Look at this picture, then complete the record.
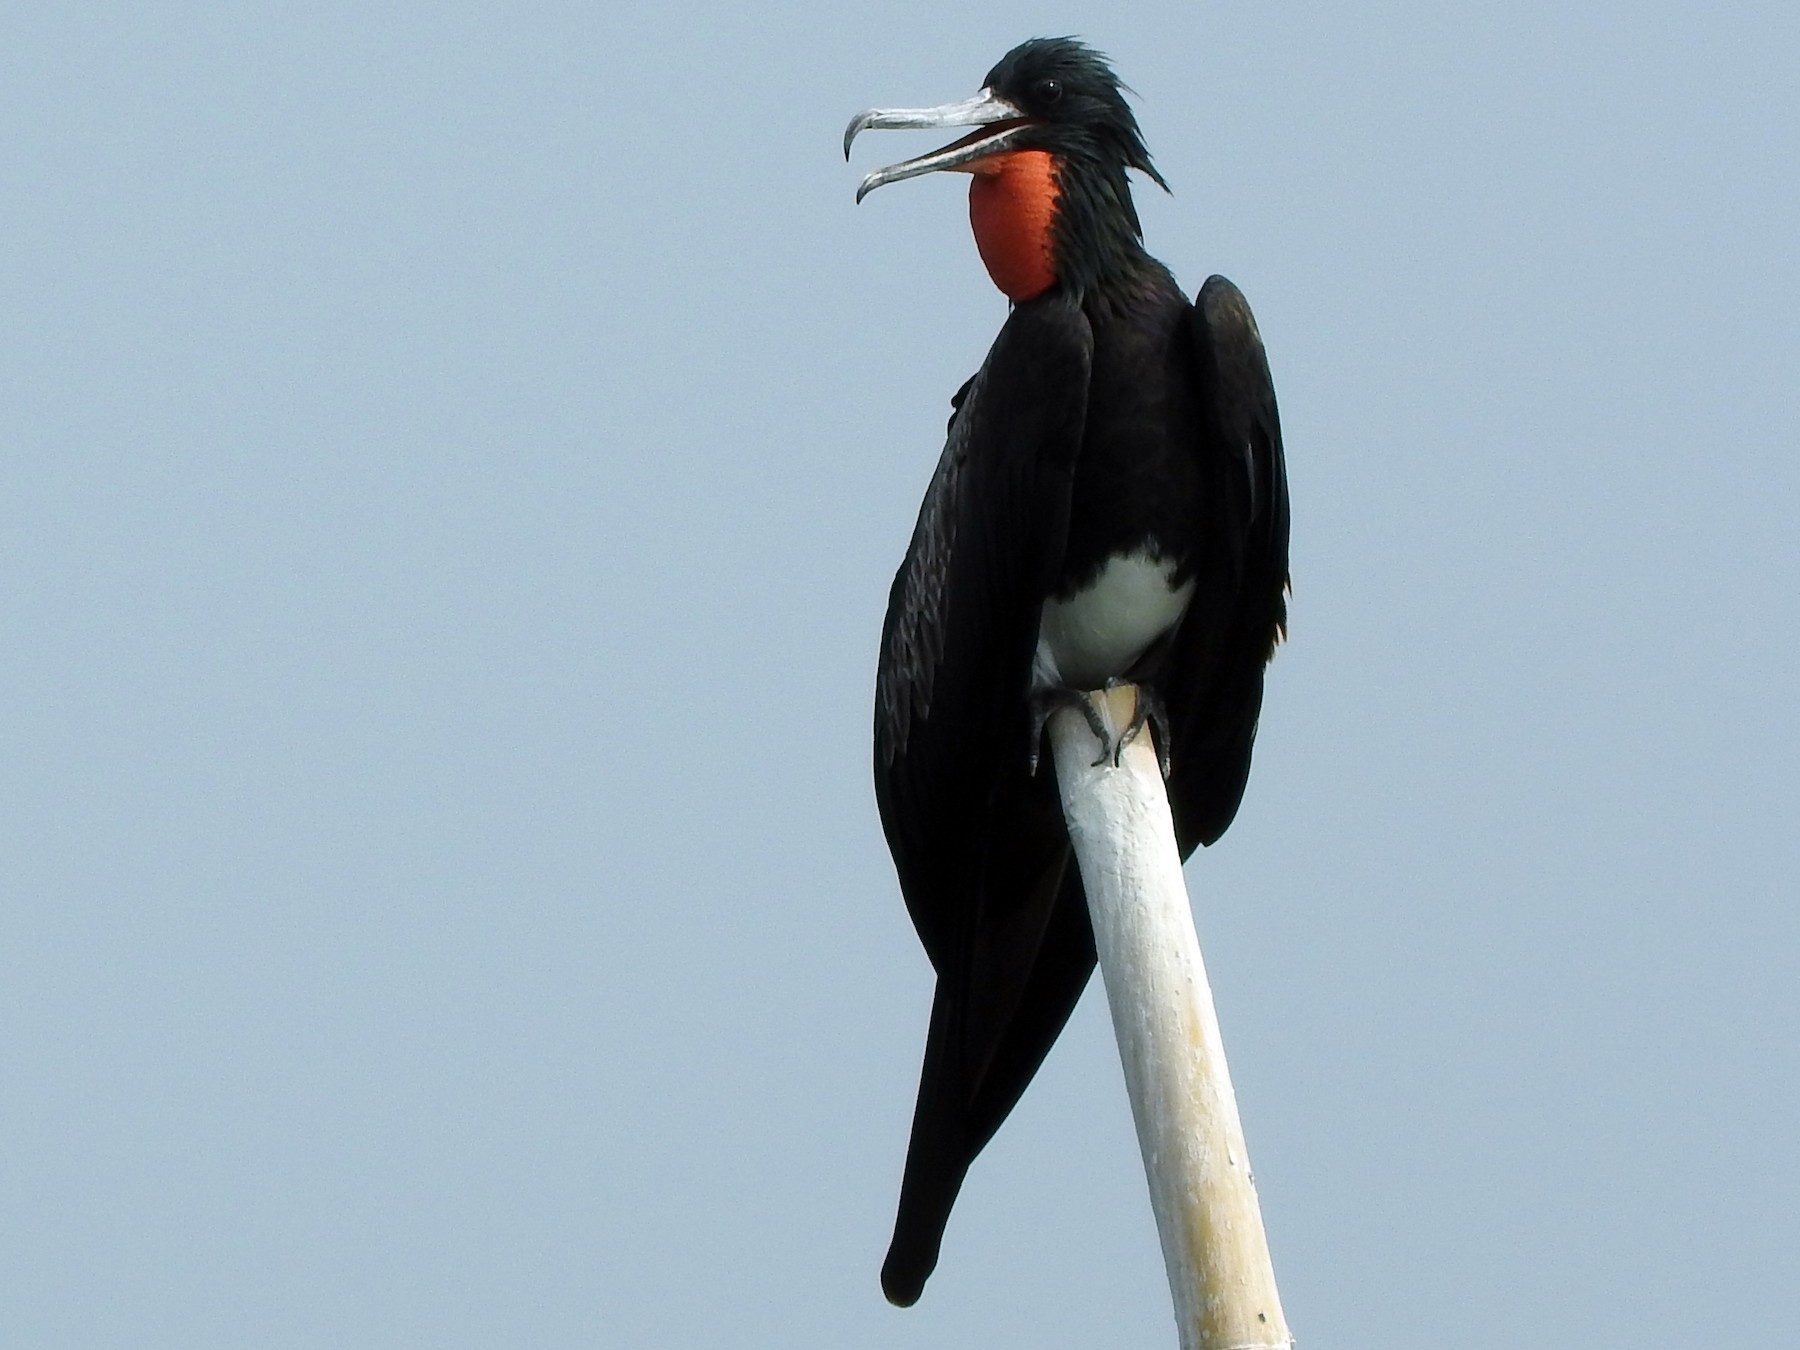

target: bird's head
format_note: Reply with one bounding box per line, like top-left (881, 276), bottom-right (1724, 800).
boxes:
top-left (845, 38), bottom-right (1168, 302)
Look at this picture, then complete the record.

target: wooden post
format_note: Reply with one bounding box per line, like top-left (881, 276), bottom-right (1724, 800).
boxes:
top-left (1048, 686), bottom-right (1292, 1350)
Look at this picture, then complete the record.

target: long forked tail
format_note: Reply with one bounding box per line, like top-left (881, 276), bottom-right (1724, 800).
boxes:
top-left (881, 866), bottom-right (1096, 1306)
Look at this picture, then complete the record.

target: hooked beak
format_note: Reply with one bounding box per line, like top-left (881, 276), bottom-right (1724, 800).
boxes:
top-left (844, 89), bottom-right (1034, 203)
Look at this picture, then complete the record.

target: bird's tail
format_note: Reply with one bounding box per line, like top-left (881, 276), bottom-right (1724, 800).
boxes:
top-left (881, 991), bottom-right (969, 1306)
top-left (881, 860), bottom-right (1096, 1306)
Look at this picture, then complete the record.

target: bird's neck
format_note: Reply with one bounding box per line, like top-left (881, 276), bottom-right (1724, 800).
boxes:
top-left (968, 152), bottom-right (1154, 306)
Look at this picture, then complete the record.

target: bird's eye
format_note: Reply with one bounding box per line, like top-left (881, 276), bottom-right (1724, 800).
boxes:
top-left (1035, 78), bottom-right (1063, 105)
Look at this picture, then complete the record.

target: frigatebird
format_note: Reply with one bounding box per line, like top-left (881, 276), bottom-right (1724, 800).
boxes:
top-left (846, 37), bottom-right (1289, 1307)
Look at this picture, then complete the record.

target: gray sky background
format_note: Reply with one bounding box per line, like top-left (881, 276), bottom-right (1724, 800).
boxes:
top-left (4, 3), bottom-right (1796, 1346)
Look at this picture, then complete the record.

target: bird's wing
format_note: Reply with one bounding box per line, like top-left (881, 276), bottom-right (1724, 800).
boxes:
top-left (1164, 275), bottom-right (1291, 854)
top-left (874, 297), bottom-right (1093, 968)
top-left (873, 297), bottom-right (1095, 1306)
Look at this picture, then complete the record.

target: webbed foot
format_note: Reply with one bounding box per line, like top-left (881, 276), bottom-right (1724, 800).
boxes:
top-left (1027, 687), bottom-right (1114, 775)
top-left (1104, 678), bottom-right (1173, 778)
top-left (1027, 683), bottom-right (1172, 775)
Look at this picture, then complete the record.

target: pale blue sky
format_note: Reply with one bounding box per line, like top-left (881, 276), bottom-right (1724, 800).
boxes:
top-left (4, 4), bottom-right (1796, 1346)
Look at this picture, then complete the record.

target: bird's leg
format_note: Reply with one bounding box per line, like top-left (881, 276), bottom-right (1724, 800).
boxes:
top-left (1027, 687), bottom-right (1114, 775)
top-left (1105, 678), bottom-right (1173, 778)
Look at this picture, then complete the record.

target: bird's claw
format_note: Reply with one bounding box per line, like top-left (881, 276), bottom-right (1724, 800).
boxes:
top-left (1105, 678), bottom-right (1173, 778)
top-left (1027, 688), bottom-right (1114, 775)
top-left (1027, 683), bottom-right (1172, 777)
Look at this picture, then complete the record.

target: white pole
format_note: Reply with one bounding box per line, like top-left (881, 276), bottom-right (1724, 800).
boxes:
top-left (1048, 685), bottom-right (1292, 1350)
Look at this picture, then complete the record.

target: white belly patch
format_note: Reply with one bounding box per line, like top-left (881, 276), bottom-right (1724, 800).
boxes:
top-left (1033, 550), bottom-right (1193, 691)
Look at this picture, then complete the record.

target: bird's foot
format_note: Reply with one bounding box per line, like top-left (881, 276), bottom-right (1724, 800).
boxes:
top-left (1026, 683), bottom-right (1171, 776)
top-left (1103, 678), bottom-right (1173, 778)
top-left (1026, 687), bottom-right (1114, 776)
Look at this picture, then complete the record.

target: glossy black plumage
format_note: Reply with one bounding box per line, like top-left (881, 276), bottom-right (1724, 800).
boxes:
top-left (855, 38), bottom-right (1289, 1307)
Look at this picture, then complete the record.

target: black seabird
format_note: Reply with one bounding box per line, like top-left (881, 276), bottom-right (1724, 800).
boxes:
top-left (846, 37), bottom-right (1290, 1307)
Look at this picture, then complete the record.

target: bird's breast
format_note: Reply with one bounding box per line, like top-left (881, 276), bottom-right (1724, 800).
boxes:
top-left (1032, 549), bottom-right (1193, 692)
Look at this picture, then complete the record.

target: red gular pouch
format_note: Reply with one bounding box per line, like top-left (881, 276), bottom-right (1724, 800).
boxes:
top-left (966, 149), bottom-right (1059, 302)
